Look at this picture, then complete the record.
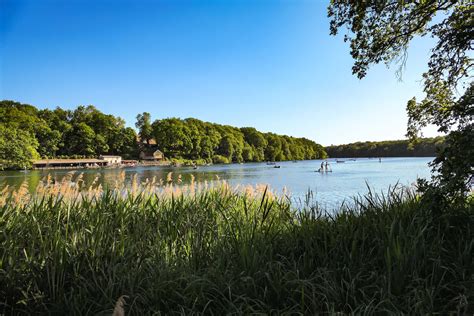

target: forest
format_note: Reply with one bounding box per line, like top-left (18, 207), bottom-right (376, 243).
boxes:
top-left (146, 117), bottom-right (326, 163)
top-left (325, 137), bottom-right (445, 158)
top-left (0, 100), bottom-right (327, 169)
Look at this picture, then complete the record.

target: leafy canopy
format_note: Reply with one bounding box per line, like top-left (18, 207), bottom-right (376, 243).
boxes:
top-left (149, 117), bottom-right (326, 163)
top-left (0, 124), bottom-right (40, 170)
top-left (0, 101), bottom-right (139, 166)
top-left (328, 0), bottom-right (473, 199)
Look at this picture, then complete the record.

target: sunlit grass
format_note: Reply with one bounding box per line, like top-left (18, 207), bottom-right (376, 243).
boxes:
top-left (0, 175), bottom-right (472, 314)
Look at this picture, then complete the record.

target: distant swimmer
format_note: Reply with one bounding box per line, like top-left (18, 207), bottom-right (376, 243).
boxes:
top-left (379, 157), bottom-right (382, 163)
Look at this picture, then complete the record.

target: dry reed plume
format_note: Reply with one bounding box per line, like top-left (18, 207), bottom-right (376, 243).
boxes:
top-left (0, 171), bottom-right (284, 207)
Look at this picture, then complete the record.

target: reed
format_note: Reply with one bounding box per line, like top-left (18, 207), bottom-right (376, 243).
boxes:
top-left (0, 176), bottom-right (472, 315)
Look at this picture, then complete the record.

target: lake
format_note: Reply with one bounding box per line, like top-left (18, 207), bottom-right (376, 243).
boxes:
top-left (0, 157), bottom-right (433, 208)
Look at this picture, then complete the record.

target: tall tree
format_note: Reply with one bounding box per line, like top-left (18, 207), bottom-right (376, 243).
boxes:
top-left (135, 112), bottom-right (153, 145)
top-left (35, 125), bottom-right (61, 158)
top-left (116, 127), bottom-right (139, 159)
top-left (67, 123), bottom-right (96, 156)
top-left (265, 134), bottom-right (282, 162)
top-left (199, 136), bottom-right (214, 160)
top-left (217, 134), bottom-right (235, 161)
top-left (152, 118), bottom-right (192, 158)
top-left (328, 0), bottom-right (473, 200)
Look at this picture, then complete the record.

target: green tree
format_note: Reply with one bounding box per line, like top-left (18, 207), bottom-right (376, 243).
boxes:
top-left (242, 145), bottom-right (254, 161)
top-left (116, 127), bottom-right (139, 159)
top-left (265, 134), bottom-right (282, 161)
top-left (136, 112), bottom-right (153, 145)
top-left (67, 123), bottom-right (96, 156)
top-left (185, 119), bottom-right (203, 159)
top-left (0, 125), bottom-right (40, 169)
top-left (35, 125), bottom-right (61, 158)
top-left (0, 100), bottom-right (39, 132)
top-left (241, 127), bottom-right (267, 149)
top-left (199, 136), bottom-right (214, 160)
top-left (328, 0), bottom-right (473, 199)
top-left (217, 134), bottom-right (235, 161)
top-left (152, 118), bottom-right (192, 158)
top-left (94, 134), bottom-right (109, 154)
top-left (38, 108), bottom-right (72, 155)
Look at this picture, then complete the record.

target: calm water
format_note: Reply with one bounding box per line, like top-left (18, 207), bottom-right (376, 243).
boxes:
top-left (0, 157), bottom-right (433, 208)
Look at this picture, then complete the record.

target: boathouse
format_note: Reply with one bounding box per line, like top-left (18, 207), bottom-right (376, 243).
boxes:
top-left (99, 155), bottom-right (122, 164)
top-left (139, 149), bottom-right (164, 161)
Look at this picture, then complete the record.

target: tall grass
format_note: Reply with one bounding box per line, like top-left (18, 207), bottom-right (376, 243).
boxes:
top-left (0, 174), bottom-right (472, 314)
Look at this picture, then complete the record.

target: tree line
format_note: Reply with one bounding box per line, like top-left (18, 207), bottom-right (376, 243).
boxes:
top-left (0, 100), bottom-right (326, 169)
top-left (325, 137), bottom-right (445, 158)
top-left (0, 100), bottom-right (138, 169)
top-left (135, 114), bottom-right (327, 163)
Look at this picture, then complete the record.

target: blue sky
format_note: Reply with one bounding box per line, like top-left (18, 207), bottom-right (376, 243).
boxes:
top-left (0, 0), bottom-right (438, 145)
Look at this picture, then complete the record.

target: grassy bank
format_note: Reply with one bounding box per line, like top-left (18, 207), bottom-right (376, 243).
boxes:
top-left (0, 177), bottom-right (472, 314)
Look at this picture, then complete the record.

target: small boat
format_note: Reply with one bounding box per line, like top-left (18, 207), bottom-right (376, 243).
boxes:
top-left (336, 160), bottom-right (345, 163)
top-left (193, 166), bottom-right (199, 170)
top-left (315, 168), bottom-right (332, 173)
top-left (273, 165), bottom-right (281, 168)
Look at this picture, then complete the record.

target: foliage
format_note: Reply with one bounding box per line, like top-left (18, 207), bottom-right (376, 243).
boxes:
top-left (135, 112), bottom-right (153, 145)
top-left (0, 180), bottom-right (472, 314)
top-left (328, 0), bottom-right (473, 197)
top-left (150, 117), bottom-right (327, 162)
top-left (410, 83), bottom-right (473, 202)
top-left (152, 118), bottom-right (193, 158)
top-left (419, 125), bottom-right (474, 206)
top-left (326, 137), bottom-right (445, 158)
top-left (212, 154), bottom-right (230, 164)
top-left (117, 127), bottom-right (140, 159)
top-left (0, 100), bottom-right (325, 167)
top-left (0, 101), bottom-right (138, 163)
top-left (0, 124), bottom-right (40, 169)
top-left (67, 122), bottom-right (97, 156)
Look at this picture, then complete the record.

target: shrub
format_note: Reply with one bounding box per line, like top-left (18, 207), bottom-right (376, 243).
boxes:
top-left (212, 154), bottom-right (230, 164)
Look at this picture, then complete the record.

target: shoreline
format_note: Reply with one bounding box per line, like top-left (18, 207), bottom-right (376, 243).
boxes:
top-left (1, 156), bottom-right (436, 172)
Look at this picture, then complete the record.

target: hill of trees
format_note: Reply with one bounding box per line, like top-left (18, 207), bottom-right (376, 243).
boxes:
top-left (325, 138), bottom-right (445, 158)
top-left (0, 100), bottom-right (326, 169)
top-left (143, 116), bottom-right (326, 164)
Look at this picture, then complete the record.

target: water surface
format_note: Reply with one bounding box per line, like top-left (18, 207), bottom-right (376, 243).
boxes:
top-left (0, 157), bottom-right (433, 208)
